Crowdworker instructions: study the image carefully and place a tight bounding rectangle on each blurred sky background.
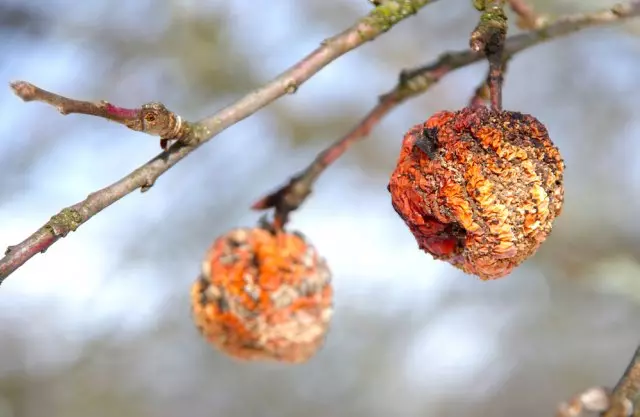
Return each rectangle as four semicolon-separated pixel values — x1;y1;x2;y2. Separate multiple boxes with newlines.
1;0;640;416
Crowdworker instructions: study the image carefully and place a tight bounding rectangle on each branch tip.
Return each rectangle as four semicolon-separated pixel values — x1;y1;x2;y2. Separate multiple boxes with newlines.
8;81;190;150
10;80;36;101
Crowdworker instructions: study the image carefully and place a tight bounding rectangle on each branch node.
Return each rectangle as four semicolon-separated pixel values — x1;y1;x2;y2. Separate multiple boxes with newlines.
140;176;157;193
9;80;36;101
612;3;627;16
366;0;420;33
252;173;313;229
47;208;83;237
285;81;298;94
470;5;508;54
398;69;411;86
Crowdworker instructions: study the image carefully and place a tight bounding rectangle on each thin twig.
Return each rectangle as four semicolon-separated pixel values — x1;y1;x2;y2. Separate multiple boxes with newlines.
252;95;400;229
508;0;543;30
602;344;640;417
556;387;614;417
470;0;508;111
10;81;187;149
0;0;437;283
469;0;542;107
555;346;640;417
253;0;640;229
468;59;510;108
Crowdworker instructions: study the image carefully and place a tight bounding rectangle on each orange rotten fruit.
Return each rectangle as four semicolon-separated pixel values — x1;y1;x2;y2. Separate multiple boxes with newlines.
388;106;565;280
191;226;333;363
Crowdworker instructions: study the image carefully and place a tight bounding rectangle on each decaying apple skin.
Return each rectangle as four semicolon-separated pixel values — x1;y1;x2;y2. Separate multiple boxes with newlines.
191;227;333;363
388;106;565;280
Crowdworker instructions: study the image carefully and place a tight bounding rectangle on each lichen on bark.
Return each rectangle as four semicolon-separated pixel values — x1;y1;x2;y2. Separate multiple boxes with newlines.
46;208;83;236
364;0;431;33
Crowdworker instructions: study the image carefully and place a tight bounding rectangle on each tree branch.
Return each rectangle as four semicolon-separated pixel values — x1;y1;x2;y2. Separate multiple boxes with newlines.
468;56;510;108
602;344;640;417
2;0;640;282
469;0;542;107
555;344;640;417
470;0;508;111
507;0;543;30
10;81;187;149
252;95;400;229
556;386;613;417
0;0;439;283
470;0;508;53
253;0;640;230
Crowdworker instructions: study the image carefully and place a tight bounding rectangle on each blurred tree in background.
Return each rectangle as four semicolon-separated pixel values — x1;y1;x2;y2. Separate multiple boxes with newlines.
1;1;640;416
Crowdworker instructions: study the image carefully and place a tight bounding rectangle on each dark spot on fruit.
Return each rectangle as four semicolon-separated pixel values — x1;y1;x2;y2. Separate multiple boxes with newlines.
415;127;439;159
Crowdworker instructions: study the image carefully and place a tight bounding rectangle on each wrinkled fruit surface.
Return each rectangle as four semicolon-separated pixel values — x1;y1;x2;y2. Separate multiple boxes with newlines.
191;227;333;363
388;106;565;280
